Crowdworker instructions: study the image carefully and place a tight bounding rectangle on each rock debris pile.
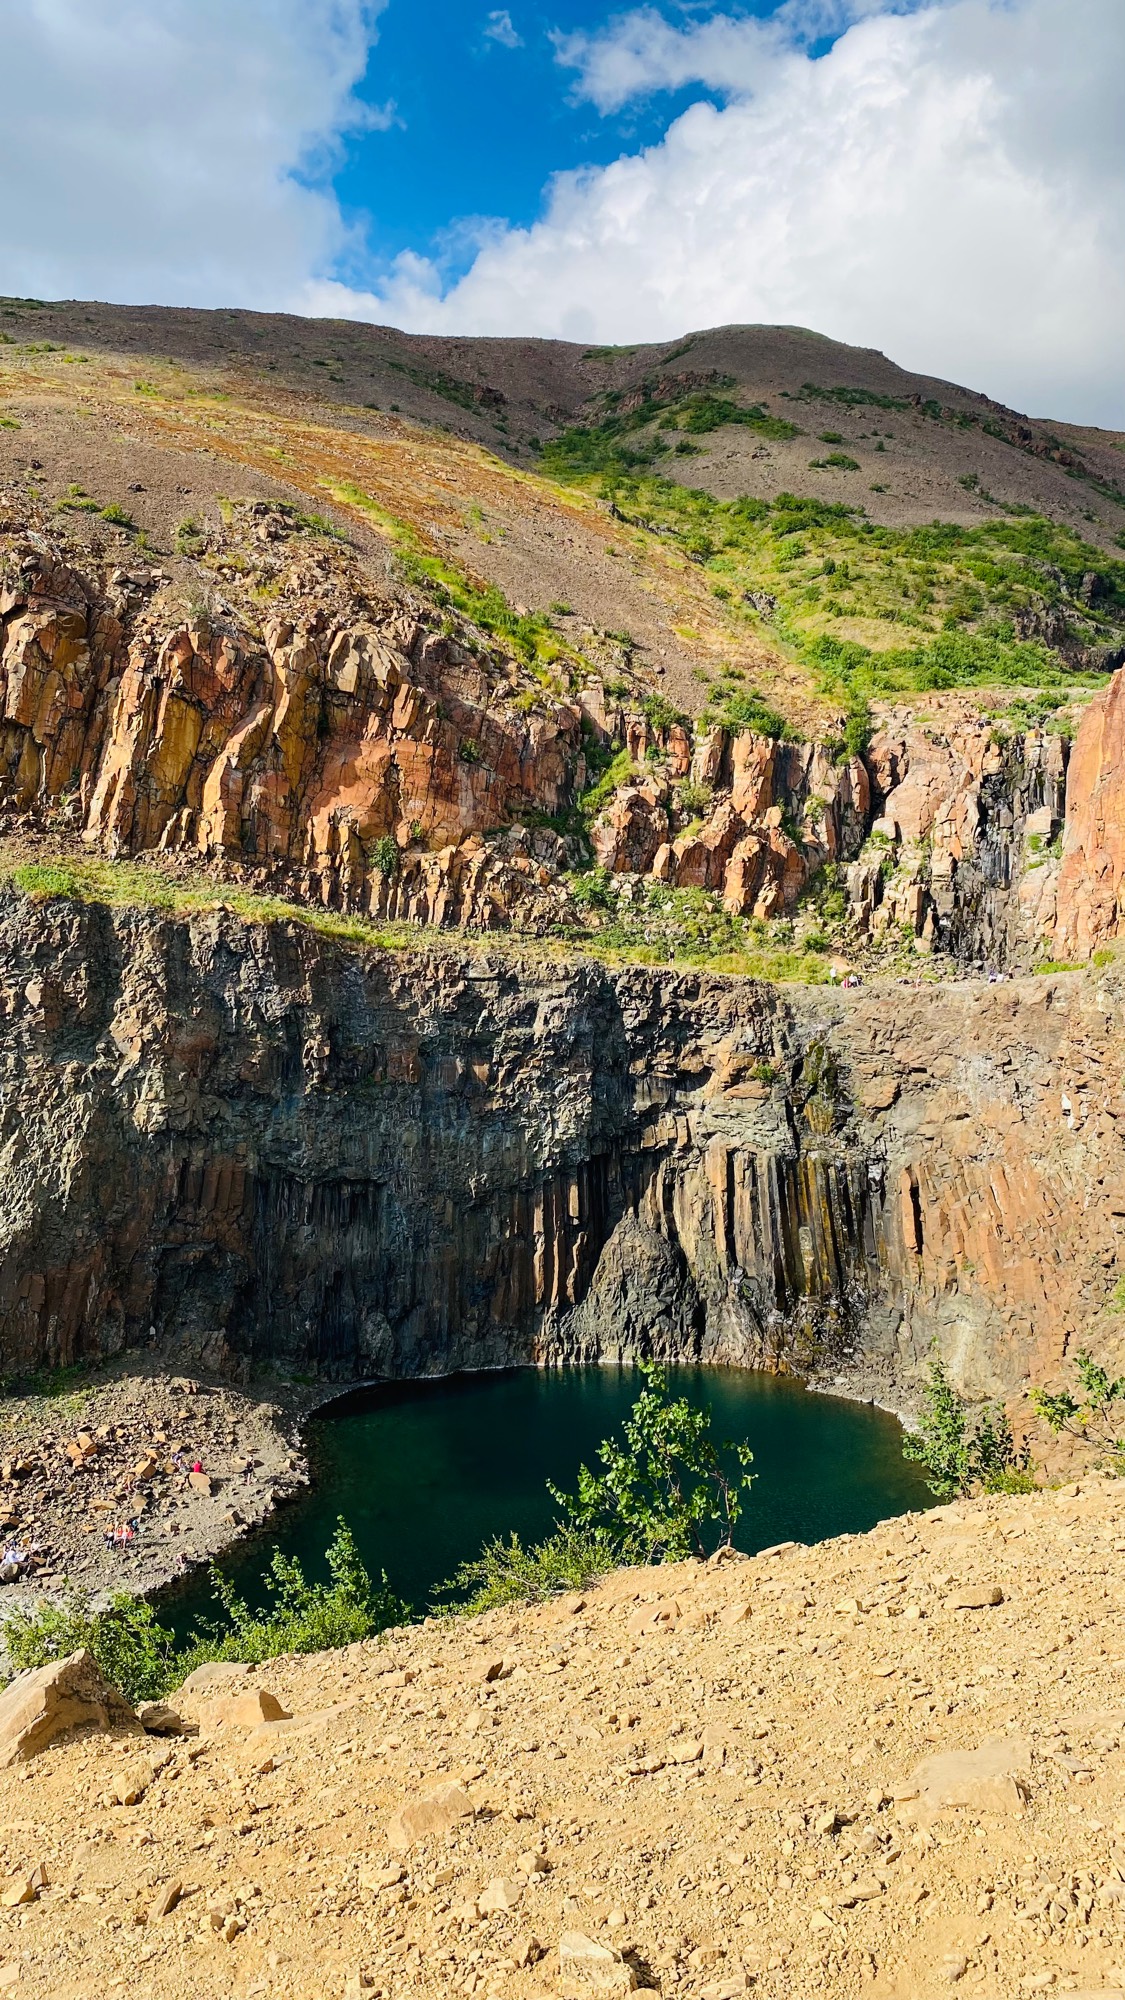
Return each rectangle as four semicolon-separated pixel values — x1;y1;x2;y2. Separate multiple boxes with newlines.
1;1481;1125;1997
0;1371;303;1601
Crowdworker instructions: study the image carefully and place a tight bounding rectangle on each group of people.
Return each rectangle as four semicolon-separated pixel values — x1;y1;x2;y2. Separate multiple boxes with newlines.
104;1517;141;1552
0;1540;34;1582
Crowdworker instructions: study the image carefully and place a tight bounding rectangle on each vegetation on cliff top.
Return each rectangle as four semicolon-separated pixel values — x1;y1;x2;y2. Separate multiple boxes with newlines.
2;854;836;986
540;415;1125;711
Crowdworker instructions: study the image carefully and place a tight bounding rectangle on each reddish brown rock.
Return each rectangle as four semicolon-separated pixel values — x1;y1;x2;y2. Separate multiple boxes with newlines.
1055;667;1125;957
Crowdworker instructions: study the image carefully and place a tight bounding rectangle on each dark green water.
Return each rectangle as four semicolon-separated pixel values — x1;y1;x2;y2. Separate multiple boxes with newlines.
169;1366;932;1631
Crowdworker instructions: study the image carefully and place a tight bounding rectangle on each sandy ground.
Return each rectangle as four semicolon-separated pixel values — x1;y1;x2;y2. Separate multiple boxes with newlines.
1;1478;1124;1999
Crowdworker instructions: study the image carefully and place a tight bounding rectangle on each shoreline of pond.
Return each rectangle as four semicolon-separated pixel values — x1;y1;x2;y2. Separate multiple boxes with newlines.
0;1353;928;1630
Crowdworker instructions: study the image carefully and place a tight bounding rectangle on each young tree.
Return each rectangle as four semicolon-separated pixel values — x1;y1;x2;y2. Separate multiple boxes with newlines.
1031;1350;1125;1470
438;1361;757;1613
902;1356;1032;1498
552;1360;756;1562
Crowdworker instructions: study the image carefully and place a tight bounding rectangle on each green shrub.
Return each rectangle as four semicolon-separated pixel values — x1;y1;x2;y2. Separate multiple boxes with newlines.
640;692;687;734
2;1520;402;1705
177;1520;403;1676
436;1524;619;1616
701;687;787;739
369;834;399;877
578;749;637;821
902;1356;1033;1498
568;865;615;909
55;484;100;514
1031;1350;1125;1469
99;504;135;529
174;515;208;558
2;1593;177;1704
438;1362;756;1615
676;780;713;818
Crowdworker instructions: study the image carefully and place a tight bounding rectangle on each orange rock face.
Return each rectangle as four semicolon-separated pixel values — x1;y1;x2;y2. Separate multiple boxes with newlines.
590;732;869;920
1055;668;1125;957
0;542;581;927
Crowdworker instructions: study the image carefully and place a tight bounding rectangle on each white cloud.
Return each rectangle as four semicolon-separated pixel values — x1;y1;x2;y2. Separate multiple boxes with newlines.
0;0;383;309
342;0;1125;426
484;9;523;49
5;0;1124;427
549;1;880;111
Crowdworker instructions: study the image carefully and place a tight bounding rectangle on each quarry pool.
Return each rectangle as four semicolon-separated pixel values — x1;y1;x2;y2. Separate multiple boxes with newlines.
170;1366;933;1630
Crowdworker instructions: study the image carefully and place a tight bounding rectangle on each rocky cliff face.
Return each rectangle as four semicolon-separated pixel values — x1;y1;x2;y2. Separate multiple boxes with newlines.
4;514;1114;973
0;515;584;932
2;891;1121;1405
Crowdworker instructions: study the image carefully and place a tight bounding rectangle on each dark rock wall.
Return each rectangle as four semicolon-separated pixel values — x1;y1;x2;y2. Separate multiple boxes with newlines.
1;893;1122;1403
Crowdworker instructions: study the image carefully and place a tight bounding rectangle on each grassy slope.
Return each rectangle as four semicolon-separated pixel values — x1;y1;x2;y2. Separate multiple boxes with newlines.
2;854;839;985
538;387;1125;731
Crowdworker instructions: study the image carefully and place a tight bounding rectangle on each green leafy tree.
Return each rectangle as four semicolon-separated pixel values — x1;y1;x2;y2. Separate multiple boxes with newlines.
903;1357;1033;1498
438;1362;756;1614
1031;1350;1125;1469
553;1360;755;1563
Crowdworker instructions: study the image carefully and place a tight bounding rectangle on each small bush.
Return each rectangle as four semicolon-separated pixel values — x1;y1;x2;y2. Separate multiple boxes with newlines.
640;692;686;735
174;515;208;558
579;749;638;821
100;504;135;529
568;865;615;910
55;483;100;515
701;688;787;740
369;835;399;878
438;1362;756;1615
177;1520;403;1677
676;779;713;818
902;1356;1033;1498
3;1593;177;1704
1;1520;402;1705
436;1524;619;1616
1031;1349;1125;1469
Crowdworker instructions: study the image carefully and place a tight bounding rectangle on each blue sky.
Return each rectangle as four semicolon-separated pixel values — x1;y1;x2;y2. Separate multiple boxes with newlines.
3;1;1125;423
335;0;804;275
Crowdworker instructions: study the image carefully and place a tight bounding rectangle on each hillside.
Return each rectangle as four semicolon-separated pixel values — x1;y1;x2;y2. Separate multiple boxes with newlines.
4;299;1125;982
3;1478;1125;2000
2;299;1124;738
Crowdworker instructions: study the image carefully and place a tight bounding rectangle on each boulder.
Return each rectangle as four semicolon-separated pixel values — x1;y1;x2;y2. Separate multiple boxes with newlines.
0;1649;137;1766
137;1700;187;1736
175;1661;247;1700
196;1688;290;1734
387;1781;475;1850
558;1930;639;1993
906;1736;1031;1818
